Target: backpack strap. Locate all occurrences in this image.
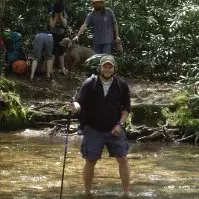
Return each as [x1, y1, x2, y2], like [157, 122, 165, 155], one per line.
[90, 74, 98, 91]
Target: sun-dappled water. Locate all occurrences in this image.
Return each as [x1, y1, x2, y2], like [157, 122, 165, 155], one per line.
[0, 130, 199, 199]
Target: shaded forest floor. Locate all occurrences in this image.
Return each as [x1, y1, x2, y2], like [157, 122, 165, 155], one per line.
[7, 71, 181, 107]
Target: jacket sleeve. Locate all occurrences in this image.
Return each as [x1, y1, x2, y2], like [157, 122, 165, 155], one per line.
[121, 80, 131, 113]
[76, 77, 92, 107]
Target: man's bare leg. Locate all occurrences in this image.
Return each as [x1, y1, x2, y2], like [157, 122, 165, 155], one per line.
[51, 56, 55, 74]
[83, 159, 97, 195]
[116, 156, 130, 196]
[59, 55, 66, 74]
[46, 59, 52, 78]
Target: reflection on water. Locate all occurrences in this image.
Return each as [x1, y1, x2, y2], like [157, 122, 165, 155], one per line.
[0, 130, 199, 199]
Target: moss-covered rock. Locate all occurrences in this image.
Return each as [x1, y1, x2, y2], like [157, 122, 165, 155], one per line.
[131, 104, 171, 127]
[162, 91, 199, 131]
[0, 77, 30, 130]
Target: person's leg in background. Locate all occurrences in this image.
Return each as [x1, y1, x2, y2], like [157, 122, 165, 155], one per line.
[51, 33, 57, 74]
[57, 33, 66, 75]
[102, 43, 112, 54]
[93, 44, 103, 54]
[93, 43, 112, 54]
[30, 35, 43, 81]
[44, 34, 54, 79]
[30, 60, 38, 81]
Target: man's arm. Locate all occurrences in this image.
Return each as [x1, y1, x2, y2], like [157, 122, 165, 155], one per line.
[119, 110, 129, 124]
[112, 109, 129, 137]
[112, 81, 131, 136]
[114, 22, 120, 40]
[73, 23, 88, 41]
[109, 8, 121, 42]
[66, 77, 92, 113]
[118, 81, 131, 125]
[114, 22, 123, 53]
[110, 8, 123, 52]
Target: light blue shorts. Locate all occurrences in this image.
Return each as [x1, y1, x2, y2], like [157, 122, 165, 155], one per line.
[33, 33, 53, 61]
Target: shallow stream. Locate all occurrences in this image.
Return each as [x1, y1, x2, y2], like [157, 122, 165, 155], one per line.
[0, 130, 199, 199]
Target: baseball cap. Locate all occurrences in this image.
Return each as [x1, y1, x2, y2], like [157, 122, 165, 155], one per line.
[100, 55, 117, 67]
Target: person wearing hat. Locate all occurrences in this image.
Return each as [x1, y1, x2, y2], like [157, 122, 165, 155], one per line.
[73, 0, 122, 54]
[66, 55, 131, 197]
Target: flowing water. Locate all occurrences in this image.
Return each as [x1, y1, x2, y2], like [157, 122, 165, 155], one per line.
[0, 130, 199, 199]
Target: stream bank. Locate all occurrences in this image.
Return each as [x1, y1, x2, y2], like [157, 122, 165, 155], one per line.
[2, 72, 198, 144]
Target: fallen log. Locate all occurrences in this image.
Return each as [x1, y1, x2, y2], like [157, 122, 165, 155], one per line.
[136, 131, 163, 142]
[176, 134, 196, 143]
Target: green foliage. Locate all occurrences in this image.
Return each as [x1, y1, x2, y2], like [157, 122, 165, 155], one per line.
[162, 91, 199, 130]
[0, 77, 29, 130]
[172, 92, 189, 107]
[1, 0, 199, 79]
[116, 1, 199, 78]
[125, 113, 134, 133]
[175, 61, 199, 119]
[85, 54, 107, 76]
[60, 105, 69, 114]
[189, 94, 199, 118]
[162, 55, 199, 129]
[177, 59, 199, 94]
[0, 77, 15, 92]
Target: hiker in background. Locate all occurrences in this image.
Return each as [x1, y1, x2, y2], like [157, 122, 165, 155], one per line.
[30, 31, 53, 81]
[66, 55, 131, 197]
[1, 28, 28, 75]
[49, 0, 68, 75]
[73, 0, 122, 54]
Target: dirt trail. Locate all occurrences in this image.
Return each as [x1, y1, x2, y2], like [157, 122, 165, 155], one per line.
[7, 71, 180, 106]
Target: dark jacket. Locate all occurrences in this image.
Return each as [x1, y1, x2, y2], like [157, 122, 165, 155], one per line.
[77, 75, 131, 132]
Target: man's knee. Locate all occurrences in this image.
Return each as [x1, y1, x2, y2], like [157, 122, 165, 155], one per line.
[86, 159, 97, 167]
[116, 156, 128, 165]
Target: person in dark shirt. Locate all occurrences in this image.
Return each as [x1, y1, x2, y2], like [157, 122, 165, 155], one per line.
[67, 55, 131, 197]
[49, 0, 67, 75]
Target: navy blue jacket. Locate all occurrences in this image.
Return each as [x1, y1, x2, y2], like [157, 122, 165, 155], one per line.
[77, 75, 131, 132]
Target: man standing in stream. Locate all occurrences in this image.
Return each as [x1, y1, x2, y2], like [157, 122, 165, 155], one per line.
[66, 55, 131, 198]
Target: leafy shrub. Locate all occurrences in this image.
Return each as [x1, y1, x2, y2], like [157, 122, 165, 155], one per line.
[1, 0, 199, 80]
[162, 91, 199, 130]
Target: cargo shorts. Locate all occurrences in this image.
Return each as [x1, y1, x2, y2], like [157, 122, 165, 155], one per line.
[81, 125, 129, 161]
